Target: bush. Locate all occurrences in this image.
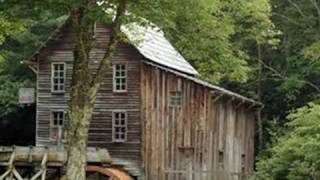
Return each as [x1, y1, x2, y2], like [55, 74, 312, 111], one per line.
[256, 103, 320, 179]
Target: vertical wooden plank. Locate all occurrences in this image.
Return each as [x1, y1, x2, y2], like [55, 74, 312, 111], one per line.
[140, 63, 147, 180]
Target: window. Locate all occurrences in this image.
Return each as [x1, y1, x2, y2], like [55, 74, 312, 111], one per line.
[50, 111, 65, 141]
[113, 64, 127, 92]
[51, 63, 65, 93]
[112, 111, 127, 142]
[219, 151, 224, 164]
[170, 91, 182, 107]
[241, 154, 246, 173]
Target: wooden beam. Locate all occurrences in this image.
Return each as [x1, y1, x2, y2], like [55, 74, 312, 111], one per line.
[212, 94, 223, 103]
[12, 168, 23, 180]
[20, 60, 38, 74]
[0, 169, 10, 179]
[30, 170, 43, 180]
[236, 100, 246, 109]
[227, 97, 236, 103]
[248, 103, 257, 109]
[41, 152, 48, 180]
[28, 65, 38, 74]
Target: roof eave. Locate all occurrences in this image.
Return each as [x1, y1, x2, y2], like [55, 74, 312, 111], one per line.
[143, 60, 263, 109]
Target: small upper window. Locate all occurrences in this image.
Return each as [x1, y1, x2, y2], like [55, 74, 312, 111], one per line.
[51, 63, 65, 93]
[50, 111, 65, 141]
[170, 91, 182, 107]
[112, 111, 127, 142]
[219, 151, 224, 163]
[219, 150, 224, 168]
[241, 154, 246, 172]
[113, 64, 127, 92]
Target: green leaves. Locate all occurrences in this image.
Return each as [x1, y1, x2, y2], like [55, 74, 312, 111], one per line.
[135, 0, 277, 83]
[303, 41, 320, 61]
[0, 14, 25, 45]
[0, 76, 19, 116]
[256, 103, 320, 179]
[0, 1, 64, 118]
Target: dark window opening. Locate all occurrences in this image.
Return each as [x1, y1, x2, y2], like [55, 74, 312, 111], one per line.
[52, 63, 65, 93]
[50, 111, 65, 141]
[170, 91, 182, 107]
[113, 111, 127, 142]
[113, 64, 127, 92]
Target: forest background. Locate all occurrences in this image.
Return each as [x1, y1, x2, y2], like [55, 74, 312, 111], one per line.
[0, 0, 320, 179]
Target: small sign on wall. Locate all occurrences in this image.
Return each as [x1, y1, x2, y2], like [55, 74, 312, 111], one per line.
[19, 88, 35, 104]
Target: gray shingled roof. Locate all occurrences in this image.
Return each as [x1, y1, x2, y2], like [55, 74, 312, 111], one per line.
[121, 23, 198, 75]
[27, 19, 260, 106]
[30, 21, 199, 76]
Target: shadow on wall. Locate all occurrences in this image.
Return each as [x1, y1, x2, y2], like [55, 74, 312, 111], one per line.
[0, 105, 35, 146]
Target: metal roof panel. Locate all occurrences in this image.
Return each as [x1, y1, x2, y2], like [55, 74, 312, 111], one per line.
[121, 23, 198, 75]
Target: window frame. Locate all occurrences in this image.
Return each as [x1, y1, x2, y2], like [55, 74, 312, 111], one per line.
[49, 110, 65, 141]
[112, 110, 128, 143]
[169, 91, 183, 107]
[51, 62, 66, 93]
[113, 63, 127, 93]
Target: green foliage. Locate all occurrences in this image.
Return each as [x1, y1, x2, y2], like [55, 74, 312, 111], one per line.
[0, 1, 65, 117]
[0, 0, 278, 85]
[0, 76, 19, 116]
[254, 0, 320, 135]
[131, 0, 278, 83]
[255, 0, 320, 167]
[125, 0, 279, 83]
[303, 41, 320, 61]
[256, 103, 320, 179]
[0, 15, 25, 45]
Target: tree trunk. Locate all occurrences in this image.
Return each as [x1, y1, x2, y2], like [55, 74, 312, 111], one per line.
[65, 1, 128, 179]
[66, 6, 95, 180]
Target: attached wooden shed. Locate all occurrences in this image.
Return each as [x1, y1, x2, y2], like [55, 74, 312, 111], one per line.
[25, 20, 262, 180]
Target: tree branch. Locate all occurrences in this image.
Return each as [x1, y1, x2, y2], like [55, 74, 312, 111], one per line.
[89, 0, 128, 101]
[258, 59, 320, 93]
[308, 0, 320, 24]
[287, 0, 307, 18]
[272, 13, 303, 27]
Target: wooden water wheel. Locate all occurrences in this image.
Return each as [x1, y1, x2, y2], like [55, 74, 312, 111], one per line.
[59, 166, 133, 180]
[0, 146, 132, 180]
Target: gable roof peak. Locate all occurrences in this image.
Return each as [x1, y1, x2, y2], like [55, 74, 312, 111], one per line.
[121, 22, 198, 75]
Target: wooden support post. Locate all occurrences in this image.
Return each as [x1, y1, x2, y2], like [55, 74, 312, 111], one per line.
[30, 170, 43, 180]
[227, 97, 235, 104]
[248, 103, 257, 109]
[30, 151, 47, 180]
[41, 152, 48, 180]
[20, 60, 38, 74]
[212, 94, 223, 104]
[0, 170, 10, 179]
[12, 168, 23, 180]
[0, 149, 16, 180]
[235, 100, 245, 109]
[28, 146, 33, 163]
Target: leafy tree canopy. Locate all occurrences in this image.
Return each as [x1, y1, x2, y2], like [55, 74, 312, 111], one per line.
[256, 103, 320, 179]
[137, 0, 279, 83]
[0, 0, 65, 116]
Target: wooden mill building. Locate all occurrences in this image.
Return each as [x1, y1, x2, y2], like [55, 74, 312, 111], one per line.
[25, 20, 261, 180]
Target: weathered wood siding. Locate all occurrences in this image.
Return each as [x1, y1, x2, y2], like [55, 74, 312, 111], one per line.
[35, 21, 257, 180]
[36, 23, 143, 173]
[141, 64, 256, 180]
